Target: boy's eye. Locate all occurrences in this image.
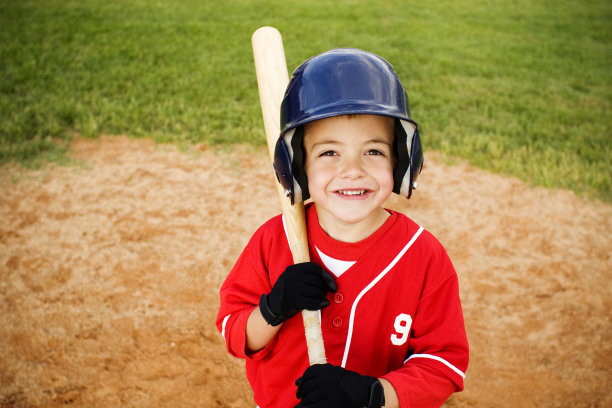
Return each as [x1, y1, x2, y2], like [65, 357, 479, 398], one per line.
[366, 149, 384, 156]
[319, 150, 337, 157]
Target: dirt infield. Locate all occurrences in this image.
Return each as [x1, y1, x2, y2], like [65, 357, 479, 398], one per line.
[1, 136, 610, 407]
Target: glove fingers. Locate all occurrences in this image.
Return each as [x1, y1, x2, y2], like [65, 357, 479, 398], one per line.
[314, 298, 330, 310]
[291, 263, 336, 289]
[298, 279, 329, 295]
[293, 281, 332, 310]
[301, 393, 326, 406]
[298, 299, 330, 311]
[297, 383, 326, 405]
[284, 263, 336, 296]
[296, 366, 331, 406]
[320, 270, 337, 292]
[303, 268, 337, 293]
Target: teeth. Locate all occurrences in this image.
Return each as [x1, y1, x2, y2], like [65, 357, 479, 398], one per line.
[339, 190, 366, 196]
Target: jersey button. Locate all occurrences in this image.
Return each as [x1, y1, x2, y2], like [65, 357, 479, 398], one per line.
[333, 293, 344, 304]
[332, 317, 343, 328]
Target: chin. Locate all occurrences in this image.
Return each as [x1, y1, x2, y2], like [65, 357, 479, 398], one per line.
[328, 206, 378, 225]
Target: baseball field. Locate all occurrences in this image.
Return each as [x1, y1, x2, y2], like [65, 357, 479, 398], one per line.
[1, 136, 610, 407]
[1, 0, 611, 407]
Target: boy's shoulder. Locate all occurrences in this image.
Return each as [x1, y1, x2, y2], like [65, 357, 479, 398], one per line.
[251, 213, 285, 241]
[258, 212, 284, 231]
[387, 208, 417, 228]
[245, 212, 293, 253]
[386, 208, 422, 237]
[386, 209, 448, 253]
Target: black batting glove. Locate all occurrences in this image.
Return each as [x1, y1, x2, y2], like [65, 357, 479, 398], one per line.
[295, 364, 385, 408]
[259, 262, 337, 326]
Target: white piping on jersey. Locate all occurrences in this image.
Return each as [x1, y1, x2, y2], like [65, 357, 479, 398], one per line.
[341, 226, 424, 368]
[405, 354, 466, 379]
[315, 246, 356, 278]
[221, 314, 230, 339]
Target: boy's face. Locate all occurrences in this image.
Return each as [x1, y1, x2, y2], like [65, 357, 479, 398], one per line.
[303, 114, 395, 240]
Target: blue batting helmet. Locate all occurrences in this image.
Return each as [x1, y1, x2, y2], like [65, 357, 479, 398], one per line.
[273, 48, 424, 203]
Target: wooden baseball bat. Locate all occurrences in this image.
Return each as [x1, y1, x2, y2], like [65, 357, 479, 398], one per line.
[252, 26, 326, 365]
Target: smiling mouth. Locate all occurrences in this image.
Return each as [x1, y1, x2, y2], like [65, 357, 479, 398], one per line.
[336, 189, 368, 196]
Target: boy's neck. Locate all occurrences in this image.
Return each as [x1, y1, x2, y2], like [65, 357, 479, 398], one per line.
[314, 205, 391, 243]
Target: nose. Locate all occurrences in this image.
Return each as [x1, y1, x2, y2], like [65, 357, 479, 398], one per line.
[339, 155, 365, 179]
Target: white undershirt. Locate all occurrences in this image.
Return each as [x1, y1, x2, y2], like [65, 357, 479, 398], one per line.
[315, 246, 356, 278]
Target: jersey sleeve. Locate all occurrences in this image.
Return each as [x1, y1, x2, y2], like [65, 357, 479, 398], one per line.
[215, 216, 289, 360]
[382, 233, 469, 407]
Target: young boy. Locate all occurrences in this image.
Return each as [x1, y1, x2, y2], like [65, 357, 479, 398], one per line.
[217, 48, 468, 408]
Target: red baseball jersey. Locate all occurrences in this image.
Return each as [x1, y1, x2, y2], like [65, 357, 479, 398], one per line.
[217, 204, 468, 407]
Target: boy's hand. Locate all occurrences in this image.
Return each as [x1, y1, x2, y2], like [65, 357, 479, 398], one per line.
[259, 262, 337, 326]
[295, 363, 385, 408]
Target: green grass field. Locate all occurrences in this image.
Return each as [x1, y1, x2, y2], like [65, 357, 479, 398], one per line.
[1, 0, 610, 201]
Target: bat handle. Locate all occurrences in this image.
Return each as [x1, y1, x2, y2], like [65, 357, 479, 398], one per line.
[281, 195, 326, 365]
[303, 310, 327, 364]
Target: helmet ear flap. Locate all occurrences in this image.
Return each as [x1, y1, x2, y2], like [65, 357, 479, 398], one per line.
[407, 128, 424, 199]
[392, 120, 410, 195]
[273, 137, 295, 204]
[395, 120, 424, 199]
[288, 126, 309, 202]
[273, 127, 307, 205]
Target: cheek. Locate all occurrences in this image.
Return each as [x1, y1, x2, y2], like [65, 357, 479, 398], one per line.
[382, 172, 395, 192]
[303, 159, 314, 183]
[304, 159, 320, 189]
[305, 162, 327, 189]
[374, 161, 395, 191]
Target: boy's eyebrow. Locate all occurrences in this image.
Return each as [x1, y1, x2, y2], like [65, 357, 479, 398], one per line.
[308, 140, 342, 149]
[309, 138, 391, 150]
[366, 138, 392, 145]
